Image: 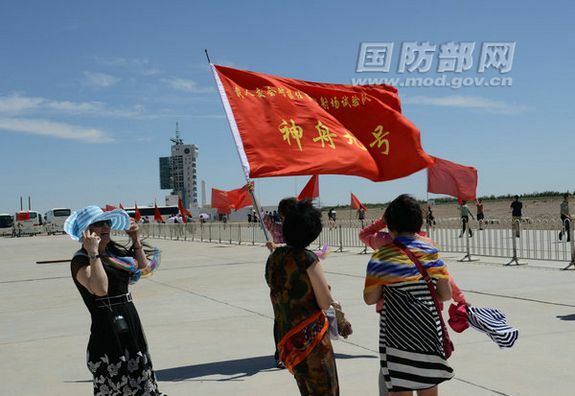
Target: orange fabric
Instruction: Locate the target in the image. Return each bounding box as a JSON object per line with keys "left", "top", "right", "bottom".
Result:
{"left": 177, "top": 197, "right": 191, "bottom": 224}
{"left": 214, "top": 64, "right": 433, "bottom": 182}
{"left": 134, "top": 203, "right": 141, "bottom": 222}
{"left": 297, "top": 175, "right": 319, "bottom": 201}
{"left": 427, "top": 156, "right": 478, "bottom": 201}
{"left": 277, "top": 311, "right": 328, "bottom": 374}
{"left": 153, "top": 203, "right": 164, "bottom": 223}
{"left": 211, "top": 184, "right": 252, "bottom": 214}
{"left": 351, "top": 192, "right": 367, "bottom": 211}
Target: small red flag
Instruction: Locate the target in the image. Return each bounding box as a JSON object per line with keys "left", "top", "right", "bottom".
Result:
{"left": 351, "top": 192, "right": 367, "bottom": 211}
{"left": 427, "top": 157, "right": 478, "bottom": 201}
{"left": 15, "top": 212, "right": 30, "bottom": 221}
{"left": 119, "top": 203, "right": 125, "bottom": 210}
{"left": 154, "top": 203, "right": 164, "bottom": 223}
{"left": 297, "top": 175, "right": 319, "bottom": 201}
{"left": 211, "top": 183, "right": 253, "bottom": 213}
{"left": 177, "top": 196, "right": 191, "bottom": 224}
{"left": 211, "top": 64, "right": 433, "bottom": 182}
{"left": 134, "top": 203, "right": 141, "bottom": 222}
{"left": 105, "top": 204, "right": 117, "bottom": 212}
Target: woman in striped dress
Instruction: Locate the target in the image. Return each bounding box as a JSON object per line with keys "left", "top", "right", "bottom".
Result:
{"left": 363, "top": 194, "right": 453, "bottom": 396}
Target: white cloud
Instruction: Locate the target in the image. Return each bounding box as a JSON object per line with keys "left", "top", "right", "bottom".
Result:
{"left": 0, "top": 117, "right": 114, "bottom": 143}
{"left": 0, "top": 95, "right": 44, "bottom": 113}
{"left": 404, "top": 95, "right": 528, "bottom": 114}
{"left": 0, "top": 93, "right": 154, "bottom": 119}
{"left": 162, "top": 77, "right": 213, "bottom": 93}
{"left": 83, "top": 72, "right": 121, "bottom": 88}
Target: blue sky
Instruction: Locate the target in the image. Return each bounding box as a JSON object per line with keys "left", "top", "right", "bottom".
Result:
{"left": 1, "top": 1, "right": 573, "bottom": 214}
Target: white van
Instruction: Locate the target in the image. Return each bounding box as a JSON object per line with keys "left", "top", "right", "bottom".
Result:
{"left": 44, "top": 208, "right": 71, "bottom": 235}
{"left": 0, "top": 214, "right": 13, "bottom": 236}
{"left": 14, "top": 210, "right": 43, "bottom": 236}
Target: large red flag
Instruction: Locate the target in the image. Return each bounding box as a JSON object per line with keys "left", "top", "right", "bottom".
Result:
{"left": 212, "top": 64, "right": 433, "bottom": 182}
{"left": 177, "top": 196, "right": 191, "bottom": 224}
{"left": 427, "top": 157, "right": 478, "bottom": 201}
{"left": 211, "top": 184, "right": 253, "bottom": 213}
{"left": 134, "top": 203, "right": 141, "bottom": 222}
{"left": 351, "top": 192, "right": 367, "bottom": 211}
{"left": 154, "top": 203, "right": 164, "bottom": 223}
{"left": 297, "top": 175, "right": 319, "bottom": 201}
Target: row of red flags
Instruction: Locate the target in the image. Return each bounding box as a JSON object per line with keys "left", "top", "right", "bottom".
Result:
{"left": 104, "top": 196, "right": 192, "bottom": 224}
{"left": 211, "top": 65, "right": 478, "bottom": 202}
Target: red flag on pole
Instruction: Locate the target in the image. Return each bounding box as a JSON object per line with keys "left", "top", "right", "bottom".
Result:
{"left": 105, "top": 204, "right": 117, "bottom": 212}
{"left": 134, "top": 203, "right": 141, "bottom": 222}
{"left": 177, "top": 196, "right": 191, "bottom": 224}
{"left": 154, "top": 203, "right": 164, "bottom": 223}
{"left": 297, "top": 175, "right": 319, "bottom": 201}
{"left": 351, "top": 192, "right": 367, "bottom": 211}
{"left": 211, "top": 64, "right": 433, "bottom": 182}
{"left": 427, "top": 157, "right": 478, "bottom": 201}
{"left": 119, "top": 203, "right": 125, "bottom": 210}
{"left": 211, "top": 184, "right": 253, "bottom": 213}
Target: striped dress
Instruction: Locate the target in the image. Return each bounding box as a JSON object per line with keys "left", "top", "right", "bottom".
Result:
{"left": 365, "top": 235, "right": 454, "bottom": 392}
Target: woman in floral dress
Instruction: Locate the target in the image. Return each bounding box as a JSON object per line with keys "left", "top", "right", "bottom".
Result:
{"left": 265, "top": 200, "right": 339, "bottom": 395}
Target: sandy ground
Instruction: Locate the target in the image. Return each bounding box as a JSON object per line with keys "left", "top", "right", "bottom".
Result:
{"left": 329, "top": 196, "right": 566, "bottom": 222}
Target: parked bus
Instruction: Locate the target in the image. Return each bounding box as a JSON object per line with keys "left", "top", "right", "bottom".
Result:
{"left": 14, "top": 210, "right": 43, "bottom": 236}
{"left": 44, "top": 208, "right": 71, "bottom": 235}
{"left": 0, "top": 213, "right": 13, "bottom": 236}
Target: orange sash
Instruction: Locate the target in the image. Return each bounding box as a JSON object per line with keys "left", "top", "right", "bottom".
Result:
{"left": 277, "top": 311, "right": 328, "bottom": 374}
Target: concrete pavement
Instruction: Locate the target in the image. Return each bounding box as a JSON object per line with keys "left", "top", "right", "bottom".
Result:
{"left": 1, "top": 234, "right": 574, "bottom": 395}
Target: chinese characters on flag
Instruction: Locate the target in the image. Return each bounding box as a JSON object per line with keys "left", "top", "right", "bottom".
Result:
{"left": 212, "top": 64, "right": 433, "bottom": 182}
{"left": 427, "top": 157, "right": 478, "bottom": 201}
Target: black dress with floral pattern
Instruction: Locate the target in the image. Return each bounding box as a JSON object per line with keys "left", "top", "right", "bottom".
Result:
{"left": 265, "top": 246, "right": 339, "bottom": 395}
{"left": 71, "top": 251, "right": 164, "bottom": 396}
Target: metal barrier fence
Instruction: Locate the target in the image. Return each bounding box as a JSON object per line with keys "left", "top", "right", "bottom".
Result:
{"left": 122, "top": 218, "right": 575, "bottom": 269}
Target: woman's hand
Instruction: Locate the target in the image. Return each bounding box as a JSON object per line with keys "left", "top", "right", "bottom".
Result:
{"left": 125, "top": 218, "right": 139, "bottom": 242}
{"left": 82, "top": 230, "right": 101, "bottom": 254}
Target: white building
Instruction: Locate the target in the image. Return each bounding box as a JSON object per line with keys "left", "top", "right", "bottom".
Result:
{"left": 159, "top": 123, "right": 199, "bottom": 209}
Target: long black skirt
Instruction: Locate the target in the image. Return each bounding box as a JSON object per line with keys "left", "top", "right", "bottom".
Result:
{"left": 87, "top": 301, "right": 163, "bottom": 396}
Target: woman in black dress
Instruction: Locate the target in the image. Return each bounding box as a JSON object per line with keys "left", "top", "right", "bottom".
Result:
{"left": 64, "top": 205, "right": 164, "bottom": 396}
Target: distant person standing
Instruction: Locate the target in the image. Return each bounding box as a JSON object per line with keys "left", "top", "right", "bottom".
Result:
{"left": 476, "top": 199, "right": 485, "bottom": 230}
{"left": 357, "top": 207, "right": 366, "bottom": 227}
{"left": 459, "top": 200, "right": 474, "bottom": 237}
{"left": 328, "top": 208, "right": 337, "bottom": 229}
{"left": 559, "top": 193, "right": 572, "bottom": 242}
{"left": 510, "top": 195, "right": 523, "bottom": 238}
{"left": 426, "top": 205, "right": 435, "bottom": 228}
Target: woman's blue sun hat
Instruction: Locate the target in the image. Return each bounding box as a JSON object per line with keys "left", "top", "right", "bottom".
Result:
{"left": 64, "top": 205, "right": 131, "bottom": 241}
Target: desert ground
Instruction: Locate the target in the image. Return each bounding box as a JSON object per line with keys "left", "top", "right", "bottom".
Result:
{"left": 328, "top": 196, "right": 567, "bottom": 222}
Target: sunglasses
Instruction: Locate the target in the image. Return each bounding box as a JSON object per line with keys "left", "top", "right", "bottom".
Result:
{"left": 91, "top": 220, "right": 112, "bottom": 228}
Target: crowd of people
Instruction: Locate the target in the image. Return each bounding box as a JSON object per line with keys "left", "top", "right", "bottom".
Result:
{"left": 65, "top": 193, "right": 561, "bottom": 395}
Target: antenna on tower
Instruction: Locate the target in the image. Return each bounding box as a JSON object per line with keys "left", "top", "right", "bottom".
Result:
{"left": 170, "top": 122, "right": 184, "bottom": 145}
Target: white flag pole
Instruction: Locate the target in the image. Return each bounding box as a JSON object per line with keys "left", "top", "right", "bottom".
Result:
{"left": 206, "top": 50, "right": 270, "bottom": 243}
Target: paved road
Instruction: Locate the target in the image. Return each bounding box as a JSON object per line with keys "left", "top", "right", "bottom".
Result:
{"left": 1, "top": 234, "right": 574, "bottom": 395}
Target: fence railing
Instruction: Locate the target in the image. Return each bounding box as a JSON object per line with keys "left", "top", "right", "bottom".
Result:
{"left": 121, "top": 218, "right": 575, "bottom": 268}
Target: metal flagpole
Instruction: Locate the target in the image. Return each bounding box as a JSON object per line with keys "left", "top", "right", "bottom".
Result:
{"left": 206, "top": 50, "right": 270, "bottom": 243}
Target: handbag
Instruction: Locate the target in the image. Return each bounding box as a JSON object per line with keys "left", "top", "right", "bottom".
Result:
{"left": 393, "top": 240, "right": 454, "bottom": 359}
